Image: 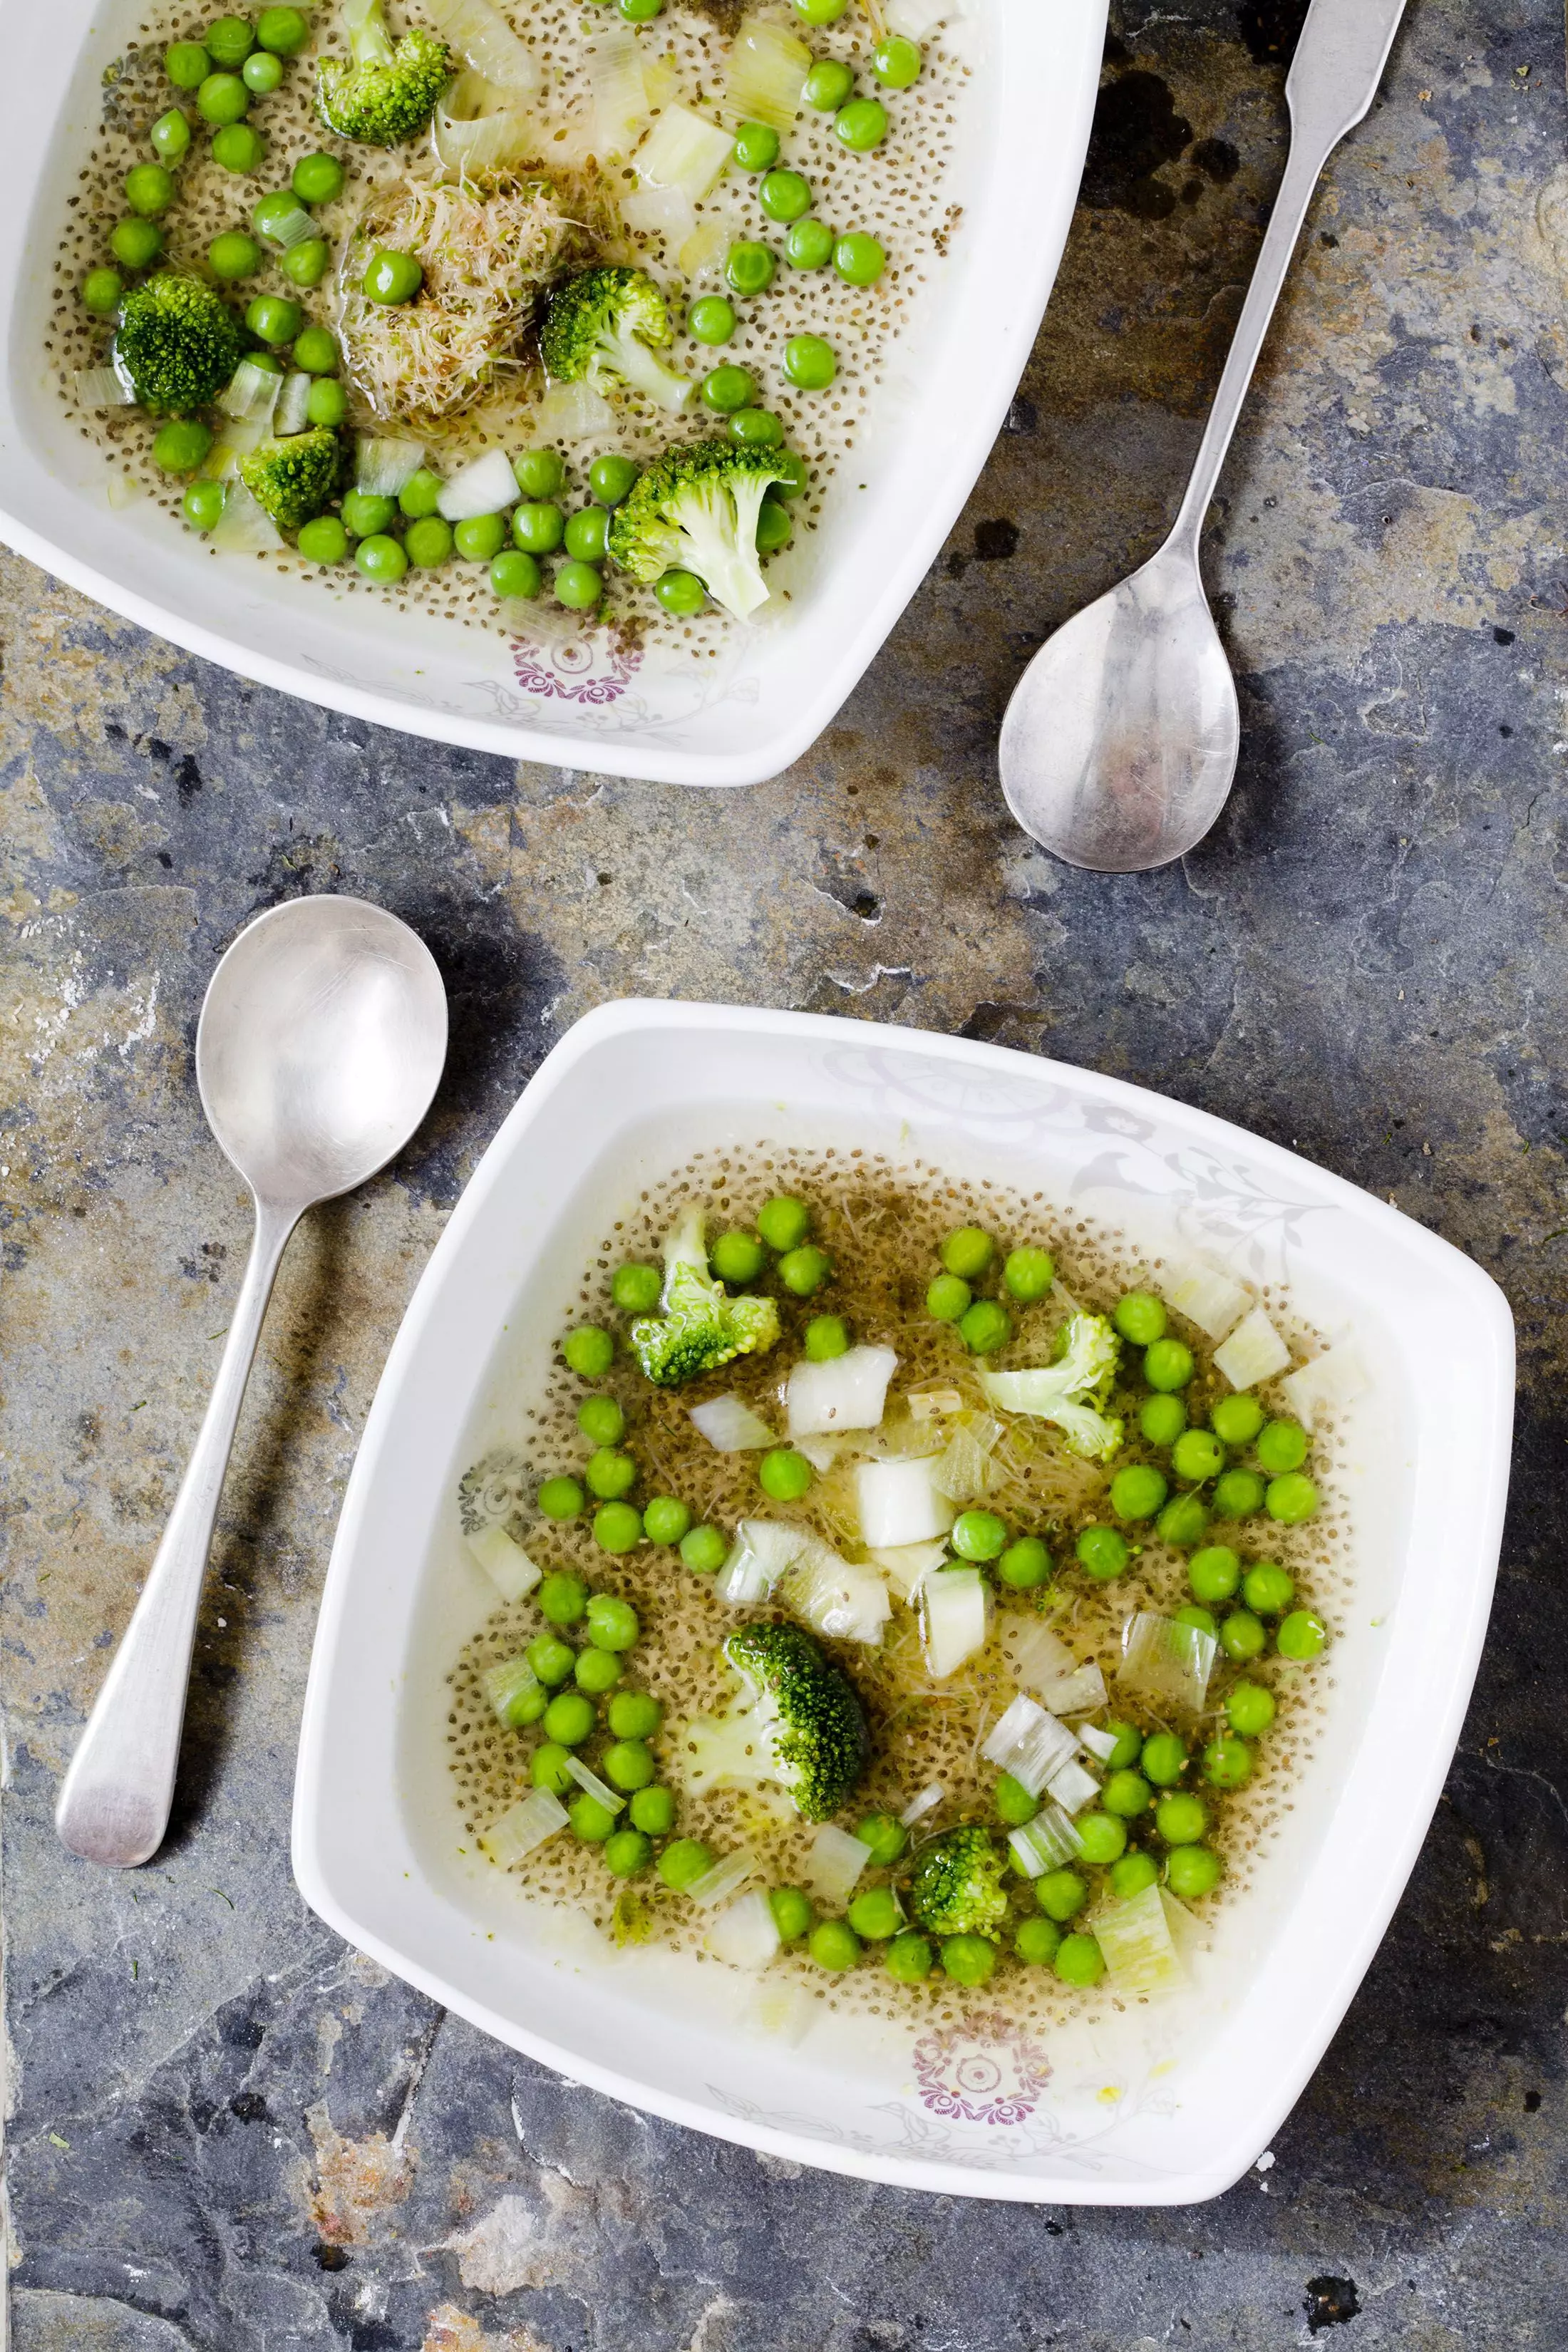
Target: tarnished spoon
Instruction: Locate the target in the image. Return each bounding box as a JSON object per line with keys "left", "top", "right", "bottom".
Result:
{"left": 55, "top": 894, "right": 448, "bottom": 1869}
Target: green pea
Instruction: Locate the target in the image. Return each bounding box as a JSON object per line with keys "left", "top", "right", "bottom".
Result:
{"left": 760, "top": 168, "right": 813, "bottom": 225}
{"left": 1140, "top": 1393, "right": 1186, "bottom": 1447}
{"left": 618, "top": 0, "right": 663, "bottom": 21}
{"left": 404, "top": 516, "right": 452, "bottom": 567}
{"left": 810, "top": 1918, "right": 861, "bottom": 1969}
{"left": 802, "top": 1314, "right": 850, "bottom": 1362}
{"left": 1257, "top": 1417, "right": 1309, "bottom": 1473}
{"left": 203, "top": 232, "right": 257, "bottom": 283}
{"left": 688, "top": 294, "right": 738, "bottom": 347}
{"left": 569, "top": 1791, "right": 617, "bottom": 1842}
{"left": 629, "top": 1784, "right": 676, "bottom": 1835}
{"left": 555, "top": 559, "right": 603, "bottom": 609}
{"left": 640, "top": 1496, "right": 689, "bottom": 1549}
{"left": 197, "top": 71, "right": 250, "bottom": 123}
{"left": 125, "top": 163, "right": 176, "bottom": 217}
{"left": 604, "top": 1738, "right": 655, "bottom": 1792}
{"left": 577, "top": 1396, "right": 626, "bottom": 1448}
{"left": 731, "top": 119, "right": 780, "bottom": 171}
{"left": 583, "top": 1448, "right": 634, "bottom": 1502}
{"left": 1188, "top": 1544, "right": 1241, "bottom": 1604}
{"left": 759, "top": 1446, "right": 814, "bottom": 1502}
{"left": 282, "top": 239, "right": 331, "bottom": 289}
{"left": 1102, "top": 1769, "right": 1152, "bottom": 1818}
{"left": 206, "top": 16, "right": 256, "bottom": 68}
{"left": 778, "top": 1244, "right": 832, "bottom": 1296}
{"left": 959, "top": 1299, "right": 1010, "bottom": 1354}
{"left": 1140, "top": 1732, "right": 1188, "bottom": 1788}
{"left": 1165, "top": 1843, "right": 1222, "bottom": 1901}
{"left": 526, "top": 1635, "right": 576, "bottom": 1688}
{"left": 292, "top": 150, "right": 347, "bottom": 205}
{"left": 502, "top": 1681, "right": 549, "bottom": 1728}
{"left": 242, "top": 48, "right": 284, "bottom": 90}
{"left": 1175, "top": 1604, "right": 1217, "bottom": 1636}
{"left": 679, "top": 1524, "right": 728, "bottom": 1573}
{"left": 1276, "top": 1609, "right": 1327, "bottom": 1661}
{"left": 949, "top": 1512, "right": 1006, "bottom": 1566}
{"left": 593, "top": 1501, "right": 643, "bottom": 1552}
{"left": 489, "top": 549, "right": 541, "bottom": 599}
{"left": 851, "top": 1812, "right": 906, "bottom": 1865}
{"left": 453, "top": 512, "right": 507, "bottom": 562}
{"left": 543, "top": 1689, "right": 595, "bottom": 1746}
{"left": 354, "top": 534, "right": 407, "bottom": 585}
{"left": 701, "top": 364, "right": 756, "bottom": 414}
{"left": 587, "top": 1593, "right": 639, "bottom": 1651}
{"left": 1036, "top": 1867, "right": 1087, "bottom": 1922}
{"left": 1015, "top": 1917, "right": 1061, "bottom": 1966}
{"left": 111, "top": 217, "right": 164, "bottom": 269}
{"left": 150, "top": 108, "right": 192, "bottom": 163}
{"left": 997, "top": 1536, "right": 1051, "bottom": 1589}
{"left": 603, "top": 1827, "right": 651, "bottom": 1877}
{"left": 995, "top": 1247, "right": 1051, "bottom": 1306}
{"left": 1213, "top": 1468, "right": 1267, "bottom": 1520}
{"left": 1155, "top": 1792, "right": 1208, "bottom": 1845}
{"left": 396, "top": 466, "right": 442, "bottom": 519}
{"left": 587, "top": 456, "right": 640, "bottom": 512}
{"left": 872, "top": 33, "right": 922, "bottom": 85}
{"left": 939, "top": 1225, "right": 991, "bottom": 1279}
{"left": 1227, "top": 1681, "right": 1276, "bottom": 1736}
{"left": 781, "top": 215, "right": 833, "bottom": 272}
{"left": 659, "top": 1837, "right": 714, "bottom": 1890}
{"left": 363, "top": 247, "right": 422, "bottom": 304}
{"left": 770, "top": 1885, "right": 813, "bottom": 1941}
{"left": 1220, "top": 1609, "right": 1267, "bottom": 1662}
{"left": 1243, "top": 1562, "right": 1295, "bottom": 1617}
{"left": 1109, "top": 1850, "right": 1160, "bottom": 1901}
{"left": 564, "top": 505, "right": 609, "bottom": 563}
{"left": 942, "top": 1933, "right": 996, "bottom": 1986}
{"left": 513, "top": 445, "right": 566, "bottom": 498}
{"left": 885, "top": 1929, "right": 934, "bottom": 1981}
{"left": 244, "top": 292, "right": 300, "bottom": 343}
{"left": 182, "top": 478, "right": 227, "bottom": 532}
{"left": 608, "top": 1689, "right": 662, "bottom": 1740}
{"left": 1110, "top": 1464, "right": 1166, "bottom": 1522}
{"left": 1266, "top": 1472, "right": 1319, "bottom": 1524}
{"left": 1202, "top": 1735, "right": 1252, "bottom": 1790}
{"left": 1211, "top": 1393, "right": 1264, "bottom": 1446}
{"left": 82, "top": 266, "right": 125, "bottom": 316}
{"left": 1073, "top": 1810, "right": 1127, "bottom": 1865}
{"left": 834, "top": 230, "right": 887, "bottom": 287}
{"left": 1103, "top": 1720, "right": 1143, "bottom": 1769}
{"left": 510, "top": 500, "right": 564, "bottom": 558}
{"left": 711, "top": 1229, "right": 766, "bottom": 1284}
{"left": 562, "top": 1325, "right": 614, "bottom": 1376}
{"left": 793, "top": 0, "right": 848, "bottom": 20}
{"left": 212, "top": 123, "right": 265, "bottom": 171}
{"left": 847, "top": 1884, "right": 902, "bottom": 1940}
{"left": 927, "top": 1272, "right": 970, "bottom": 1321}
{"left": 537, "top": 1571, "right": 587, "bottom": 1626}
{"left": 1155, "top": 1492, "right": 1207, "bottom": 1547}
{"left": 768, "top": 450, "right": 809, "bottom": 498}
{"left": 835, "top": 97, "right": 888, "bottom": 151}
{"left": 531, "top": 1741, "right": 574, "bottom": 1793}
{"left": 1144, "top": 1337, "right": 1195, "bottom": 1391}
{"left": 994, "top": 1770, "right": 1038, "bottom": 1826}
{"left": 1172, "top": 1428, "right": 1224, "bottom": 1483}
{"left": 803, "top": 57, "right": 854, "bottom": 110}
{"left": 574, "top": 1646, "right": 621, "bottom": 1696}
{"left": 251, "top": 193, "right": 304, "bottom": 244}
{"left": 1053, "top": 1931, "right": 1104, "bottom": 1987}
{"left": 257, "top": 4, "right": 310, "bottom": 53}
{"left": 166, "top": 40, "right": 212, "bottom": 89}
{"left": 151, "top": 418, "right": 213, "bottom": 475}
{"left": 1076, "top": 1525, "right": 1129, "bottom": 1580}
{"left": 651, "top": 567, "right": 704, "bottom": 616}
{"left": 726, "top": 240, "right": 775, "bottom": 296}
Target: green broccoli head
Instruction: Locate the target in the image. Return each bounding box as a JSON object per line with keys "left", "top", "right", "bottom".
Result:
{"left": 609, "top": 439, "right": 788, "bottom": 621}
{"left": 682, "top": 1621, "right": 871, "bottom": 1822}
{"left": 238, "top": 428, "right": 349, "bottom": 530}
{"left": 978, "top": 1311, "right": 1125, "bottom": 1463}
{"left": 114, "top": 274, "right": 245, "bottom": 417}
{"left": 316, "top": 0, "right": 453, "bottom": 144}
{"left": 539, "top": 267, "right": 693, "bottom": 416}
{"left": 629, "top": 1206, "right": 780, "bottom": 1386}
{"left": 906, "top": 1825, "right": 1009, "bottom": 1941}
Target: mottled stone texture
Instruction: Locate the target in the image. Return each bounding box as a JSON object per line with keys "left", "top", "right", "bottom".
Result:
{"left": 4, "top": 0, "right": 1567, "bottom": 2343}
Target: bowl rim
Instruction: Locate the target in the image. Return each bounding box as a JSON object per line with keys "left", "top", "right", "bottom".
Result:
{"left": 293, "top": 999, "right": 1515, "bottom": 2202}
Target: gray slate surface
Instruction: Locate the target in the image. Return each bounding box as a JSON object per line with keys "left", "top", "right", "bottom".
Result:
{"left": 5, "top": 0, "right": 1568, "bottom": 2343}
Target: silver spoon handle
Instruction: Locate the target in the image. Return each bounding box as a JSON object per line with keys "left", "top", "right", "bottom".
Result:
{"left": 54, "top": 1195, "right": 299, "bottom": 1868}
{"left": 1170, "top": 0, "right": 1407, "bottom": 552}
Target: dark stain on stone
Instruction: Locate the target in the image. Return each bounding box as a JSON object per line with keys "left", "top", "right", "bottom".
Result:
{"left": 1304, "top": 2276, "right": 1361, "bottom": 2331}
{"left": 1525, "top": 2088, "right": 1542, "bottom": 2110}
{"left": 247, "top": 834, "right": 346, "bottom": 907}
{"left": 174, "top": 753, "right": 203, "bottom": 803}
{"left": 228, "top": 2090, "right": 269, "bottom": 2123}
{"left": 974, "top": 518, "right": 1020, "bottom": 562}
{"left": 312, "top": 2242, "right": 351, "bottom": 2271}
{"left": 1321, "top": 229, "right": 1339, "bottom": 246}
{"left": 1191, "top": 135, "right": 1240, "bottom": 181}
{"left": 1004, "top": 395, "right": 1038, "bottom": 434}
{"left": 1238, "top": 0, "right": 1311, "bottom": 66}
{"left": 1080, "top": 71, "right": 1192, "bottom": 216}
{"left": 1495, "top": 626, "right": 1516, "bottom": 644}
{"left": 103, "top": 719, "right": 127, "bottom": 742}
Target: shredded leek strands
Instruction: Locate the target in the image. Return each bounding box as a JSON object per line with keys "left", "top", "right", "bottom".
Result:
{"left": 218, "top": 358, "right": 283, "bottom": 425}
{"left": 723, "top": 15, "right": 811, "bottom": 133}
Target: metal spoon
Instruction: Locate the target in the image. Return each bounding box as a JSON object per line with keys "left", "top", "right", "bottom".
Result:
{"left": 999, "top": 0, "right": 1408, "bottom": 872}
{"left": 55, "top": 895, "right": 448, "bottom": 1869}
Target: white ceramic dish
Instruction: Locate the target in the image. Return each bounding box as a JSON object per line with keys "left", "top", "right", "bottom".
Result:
{"left": 0, "top": 0, "right": 1105, "bottom": 785}
{"left": 294, "top": 1001, "right": 1513, "bottom": 2204}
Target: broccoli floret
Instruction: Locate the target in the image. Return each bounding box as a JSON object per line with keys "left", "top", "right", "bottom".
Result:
{"left": 681, "top": 1621, "right": 871, "bottom": 1822}
{"left": 539, "top": 266, "right": 693, "bottom": 416}
{"left": 629, "top": 1206, "right": 780, "bottom": 1387}
{"left": 239, "top": 428, "right": 348, "bottom": 530}
{"left": 906, "top": 1825, "right": 1009, "bottom": 1941}
{"left": 609, "top": 440, "right": 788, "bottom": 622}
{"left": 114, "top": 274, "right": 244, "bottom": 417}
{"left": 978, "top": 1311, "right": 1125, "bottom": 1463}
{"left": 316, "top": 0, "right": 453, "bottom": 145}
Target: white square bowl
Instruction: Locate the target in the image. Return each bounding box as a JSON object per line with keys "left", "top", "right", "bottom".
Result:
{"left": 293, "top": 1002, "right": 1513, "bottom": 2203}
{"left": 0, "top": 0, "right": 1105, "bottom": 785}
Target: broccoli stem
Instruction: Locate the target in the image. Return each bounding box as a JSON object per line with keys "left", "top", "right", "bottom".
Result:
{"left": 602, "top": 324, "right": 693, "bottom": 416}
{"left": 342, "top": 0, "right": 395, "bottom": 69}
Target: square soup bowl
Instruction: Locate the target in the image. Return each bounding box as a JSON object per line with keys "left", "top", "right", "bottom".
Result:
{"left": 294, "top": 1002, "right": 1512, "bottom": 2203}
{"left": 0, "top": 0, "right": 1106, "bottom": 785}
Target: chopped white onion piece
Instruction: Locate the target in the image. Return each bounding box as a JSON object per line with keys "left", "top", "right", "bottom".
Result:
{"left": 679, "top": 217, "right": 728, "bottom": 279}
{"left": 203, "top": 416, "right": 269, "bottom": 480}
{"left": 1044, "top": 1756, "right": 1100, "bottom": 1816}
{"left": 636, "top": 100, "right": 734, "bottom": 200}
{"left": 852, "top": 1456, "right": 954, "bottom": 1549}
{"left": 716, "top": 1517, "right": 807, "bottom": 1605}
{"left": 217, "top": 357, "right": 282, "bottom": 424}
{"left": 805, "top": 1822, "right": 870, "bottom": 1904}
{"left": 899, "top": 1781, "right": 945, "bottom": 1826}
{"left": 689, "top": 1393, "right": 775, "bottom": 1451}
{"left": 706, "top": 1888, "right": 780, "bottom": 1969}
{"left": 480, "top": 1651, "right": 539, "bottom": 1723}
{"left": 434, "top": 445, "right": 515, "bottom": 522}
{"left": 1046, "top": 1663, "right": 1108, "bottom": 1716}
{"left": 425, "top": 0, "right": 541, "bottom": 97}
{"left": 780, "top": 1542, "right": 889, "bottom": 1646}
{"left": 887, "top": 0, "right": 957, "bottom": 31}
{"left": 105, "top": 472, "right": 143, "bottom": 510}
{"left": 356, "top": 434, "right": 426, "bottom": 496}
{"left": 686, "top": 1845, "right": 760, "bottom": 1908}
{"left": 274, "top": 371, "right": 312, "bottom": 436}
{"left": 465, "top": 1523, "right": 542, "bottom": 1603}
{"left": 981, "top": 1692, "right": 1077, "bottom": 1796}
{"left": 1120, "top": 1611, "right": 1218, "bottom": 1716}
{"left": 786, "top": 1345, "right": 897, "bottom": 1439}
{"left": 562, "top": 1753, "right": 624, "bottom": 1813}
{"left": 477, "top": 1788, "right": 567, "bottom": 1868}
{"left": 919, "top": 1565, "right": 991, "bottom": 1680}
{"left": 535, "top": 376, "right": 614, "bottom": 440}
{"left": 1281, "top": 1342, "right": 1368, "bottom": 1431}
{"left": 793, "top": 1434, "right": 842, "bottom": 1472}
{"left": 1077, "top": 1721, "right": 1121, "bottom": 1764}
{"left": 908, "top": 1387, "right": 964, "bottom": 1423}
{"left": 1214, "top": 1306, "right": 1291, "bottom": 1391}
{"left": 620, "top": 185, "right": 696, "bottom": 246}
{"left": 74, "top": 366, "right": 135, "bottom": 409}
{"left": 1093, "top": 1882, "right": 1187, "bottom": 1993}
{"left": 210, "top": 480, "right": 284, "bottom": 554}
{"left": 586, "top": 25, "right": 652, "bottom": 158}
{"left": 1007, "top": 1805, "right": 1080, "bottom": 1877}
{"left": 261, "top": 198, "right": 317, "bottom": 252}
{"left": 1001, "top": 1618, "right": 1105, "bottom": 1716}
{"left": 723, "top": 14, "right": 810, "bottom": 132}
{"left": 433, "top": 74, "right": 542, "bottom": 175}
{"left": 932, "top": 1412, "right": 1003, "bottom": 1503}
{"left": 868, "top": 1539, "right": 948, "bottom": 1601}
{"left": 1161, "top": 1256, "right": 1250, "bottom": 1341}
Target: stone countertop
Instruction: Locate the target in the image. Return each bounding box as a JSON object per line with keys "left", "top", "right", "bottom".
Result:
{"left": 5, "top": 1, "right": 1567, "bottom": 2344}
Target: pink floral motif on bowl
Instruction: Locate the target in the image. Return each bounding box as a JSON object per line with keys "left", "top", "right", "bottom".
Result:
{"left": 511, "top": 631, "right": 642, "bottom": 706}
{"left": 912, "top": 2012, "right": 1052, "bottom": 2126}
